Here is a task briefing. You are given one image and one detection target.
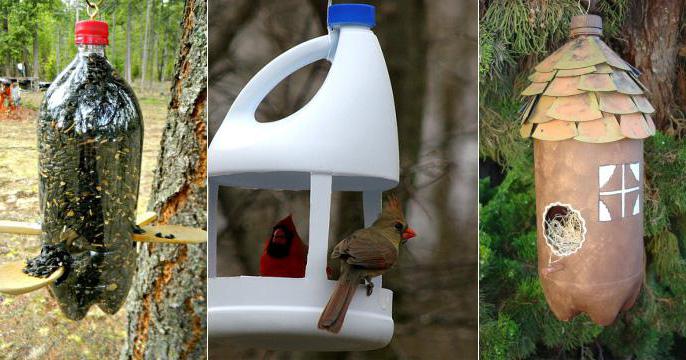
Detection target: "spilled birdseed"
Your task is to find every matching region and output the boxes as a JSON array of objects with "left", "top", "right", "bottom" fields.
[
  {"left": 23, "top": 244, "right": 72, "bottom": 284},
  {"left": 132, "top": 224, "right": 145, "bottom": 234},
  {"left": 154, "top": 232, "right": 176, "bottom": 239},
  {"left": 37, "top": 44, "right": 143, "bottom": 320}
]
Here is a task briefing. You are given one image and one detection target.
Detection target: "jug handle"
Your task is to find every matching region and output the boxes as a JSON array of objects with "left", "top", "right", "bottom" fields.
[{"left": 227, "top": 35, "right": 332, "bottom": 125}]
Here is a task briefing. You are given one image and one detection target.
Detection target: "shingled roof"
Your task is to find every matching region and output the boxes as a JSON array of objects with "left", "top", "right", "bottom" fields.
[{"left": 519, "top": 15, "right": 656, "bottom": 143}]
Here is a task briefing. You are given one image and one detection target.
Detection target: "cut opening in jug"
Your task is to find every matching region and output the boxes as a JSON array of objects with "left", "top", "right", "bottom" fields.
[
  {"left": 213, "top": 187, "right": 368, "bottom": 281},
  {"left": 214, "top": 188, "right": 312, "bottom": 278},
  {"left": 256, "top": 60, "right": 330, "bottom": 123}
]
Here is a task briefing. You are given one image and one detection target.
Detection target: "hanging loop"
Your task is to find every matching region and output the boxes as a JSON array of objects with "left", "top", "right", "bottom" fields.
[
  {"left": 326, "top": 0, "right": 333, "bottom": 33},
  {"left": 578, "top": 0, "right": 592, "bottom": 14},
  {"left": 85, "top": 0, "right": 104, "bottom": 19}
]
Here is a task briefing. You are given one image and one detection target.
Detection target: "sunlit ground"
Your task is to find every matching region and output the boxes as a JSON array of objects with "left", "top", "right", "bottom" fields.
[{"left": 0, "top": 83, "right": 169, "bottom": 358}]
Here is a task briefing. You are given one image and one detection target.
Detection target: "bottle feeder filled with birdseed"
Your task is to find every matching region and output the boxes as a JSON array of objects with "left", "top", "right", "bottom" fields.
[
  {"left": 520, "top": 14, "right": 655, "bottom": 325},
  {"left": 0, "top": 9, "right": 206, "bottom": 321},
  {"left": 207, "top": 4, "right": 399, "bottom": 351}
]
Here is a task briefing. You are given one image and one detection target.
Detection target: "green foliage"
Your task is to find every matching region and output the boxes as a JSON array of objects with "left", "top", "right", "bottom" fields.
[
  {"left": 480, "top": 159, "right": 607, "bottom": 356},
  {"left": 480, "top": 1, "right": 686, "bottom": 358},
  {"left": 480, "top": 156, "right": 686, "bottom": 358},
  {"left": 480, "top": 0, "right": 629, "bottom": 85},
  {"left": 644, "top": 133, "right": 686, "bottom": 237},
  {"left": 480, "top": 0, "right": 630, "bottom": 166},
  {"left": 479, "top": 91, "right": 530, "bottom": 166},
  {"left": 480, "top": 314, "right": 529, "bottom": 360}
]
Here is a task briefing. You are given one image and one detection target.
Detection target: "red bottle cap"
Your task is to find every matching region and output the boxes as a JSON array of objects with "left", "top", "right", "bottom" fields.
[{"left": 75, "top": 20, "right": 109, "bottom": 45}]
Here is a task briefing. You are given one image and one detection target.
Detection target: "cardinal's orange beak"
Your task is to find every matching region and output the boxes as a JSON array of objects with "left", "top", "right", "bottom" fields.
[{"left": 402, "top": 227, "right": 416, "bottom": 240}]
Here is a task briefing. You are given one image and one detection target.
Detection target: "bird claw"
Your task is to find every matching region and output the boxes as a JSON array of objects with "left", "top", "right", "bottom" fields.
[{"left": 365, "top": 278, "right": 374, "bottom": 296}]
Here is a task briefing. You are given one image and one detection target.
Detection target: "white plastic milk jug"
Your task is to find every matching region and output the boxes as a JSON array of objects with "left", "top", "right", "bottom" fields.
[
  {"left": 207, "top": 4, "right": 399, "bottom": 351},
  {"left": 209, "top": 3, "right": 399, "bottom": 190}
]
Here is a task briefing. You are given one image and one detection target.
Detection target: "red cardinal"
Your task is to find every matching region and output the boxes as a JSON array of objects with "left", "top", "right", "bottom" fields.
[{"left": 260, "top": 214, "right": 307, "bottom": 278}]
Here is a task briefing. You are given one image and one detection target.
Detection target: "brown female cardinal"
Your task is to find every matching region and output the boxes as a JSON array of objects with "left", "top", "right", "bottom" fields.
[
  {"left": 260, "top": 214, "right": 307, "bottom": 278},
  {"left": 317, "top": 197, "right": 416, "bottom": 333}
]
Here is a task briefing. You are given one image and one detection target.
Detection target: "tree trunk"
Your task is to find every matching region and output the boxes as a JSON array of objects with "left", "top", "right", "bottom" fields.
[
  {"left": 21, "top": 47, "right": 27, "bottom": 77},
  {"left": 3, "top": 15, "right": 9, "bottom": 76},
  {"left": 141, "top": 0, "right": 154, "bottom": 89},
  {"left": 159, "top": 32, "right": 167, "bottom": 82},
  {"left": 32, "top": 23, "right": 39, "bottom": 78},
  {"left": 152, "top": 33, "right": 158, "bottom": 86},
  {"left": 125, "top": 0, "right": 132, "bottom": 83},
  {"left": 111, "top": 9, "right": 117, "bottom": 65},
  {"left": 56, "top": 26, "right": 61, "bottom": 74},
  {"left": 623, "top": 0, "right": 686, "bottom": 132},
  {"left": 151, "top": 1, "right": 158, "bottom": 88},
  {"left": 120, "top": 0, "right": 207, "bottom": 359}
]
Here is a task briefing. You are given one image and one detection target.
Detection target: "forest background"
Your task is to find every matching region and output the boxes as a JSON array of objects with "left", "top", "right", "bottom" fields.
[{"left": 0, "top": 0, "right": 184, "bottom": 89}]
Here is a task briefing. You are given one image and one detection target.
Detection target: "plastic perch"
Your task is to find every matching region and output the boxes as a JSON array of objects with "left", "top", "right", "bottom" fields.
[
  {"left": 0, "top": 211, "right": 206, "bottom": 296},
  {"left": 0, "top": 262, "right": 64, "bottom": 295}
]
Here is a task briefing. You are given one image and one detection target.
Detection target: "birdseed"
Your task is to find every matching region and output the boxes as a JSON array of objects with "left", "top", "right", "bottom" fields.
[{"left": 32, "top": 45, "right": 143, "bottom": 320}]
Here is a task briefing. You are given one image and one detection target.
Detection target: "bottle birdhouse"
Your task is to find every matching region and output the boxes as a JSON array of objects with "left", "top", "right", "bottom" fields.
[
  {"left": 207, "top": 4, "right": 399, "bottom": 351},
  {"left": 519, "top": 15, "right": 655, "bottom": 325}
]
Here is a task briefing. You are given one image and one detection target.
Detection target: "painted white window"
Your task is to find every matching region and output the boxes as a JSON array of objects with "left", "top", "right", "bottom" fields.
[{"left": 598, "top": 162, "right": 640, "bottom": 222}]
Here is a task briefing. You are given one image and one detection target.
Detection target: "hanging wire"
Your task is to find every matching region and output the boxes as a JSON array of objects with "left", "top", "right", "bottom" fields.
[
  {"left": 577, "top": 0, "right": 591, "bottom": 15},
  {"left": 85, "top": 0, "right": 104, "bottom": 19},
  {"left": 326, "top": 0, "right": 333, "bottom": 32}
]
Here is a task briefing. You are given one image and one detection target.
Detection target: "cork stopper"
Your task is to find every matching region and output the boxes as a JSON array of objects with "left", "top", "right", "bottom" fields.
[{"left": 570, "top": 14, "right": 602, "bottom": 37}]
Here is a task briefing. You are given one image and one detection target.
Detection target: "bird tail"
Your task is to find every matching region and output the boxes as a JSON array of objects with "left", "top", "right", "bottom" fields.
[{"left": 317, "top": 269, "right": 361, "bottom": 333}]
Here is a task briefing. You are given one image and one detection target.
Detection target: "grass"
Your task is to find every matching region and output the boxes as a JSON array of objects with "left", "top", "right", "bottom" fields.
[{"left": 0, "top": 83, "right": 169, "bottom": 358}]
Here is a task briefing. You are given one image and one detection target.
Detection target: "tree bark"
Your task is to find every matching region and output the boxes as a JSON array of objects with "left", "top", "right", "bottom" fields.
[
  {"left": 141, "top": 0, "right": 154, "bottom": 89},
  {"left": 125, "top": 0, "right": 132, "bottom": 83},
  {"left": 623, "top": 0, "right": 686, "bottom": 132},
  {"left": 120, "top": 0, "right": 207, "bottom": 359}
]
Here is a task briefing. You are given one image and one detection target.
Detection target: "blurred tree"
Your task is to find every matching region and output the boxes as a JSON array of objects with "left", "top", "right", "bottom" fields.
[
  {"left": 625, "top": 0, "right": 686, "bottom": 131},
  {"left": 479, "top": 1, "right": 686, "bottom": 358},
  {"left": 140, "top": 0, "right": 153, "bottom": 89},
  {"left": 125, "top": 0, "right": 132, "bottom": 83},
  {"left": 120, "top": 0, "right": 207, "bottom": 358}
]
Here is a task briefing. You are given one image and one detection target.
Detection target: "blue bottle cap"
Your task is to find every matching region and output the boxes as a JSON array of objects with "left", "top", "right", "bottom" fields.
[{"left": 328, "top": 4, "right": 376, "bottom": 28}]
